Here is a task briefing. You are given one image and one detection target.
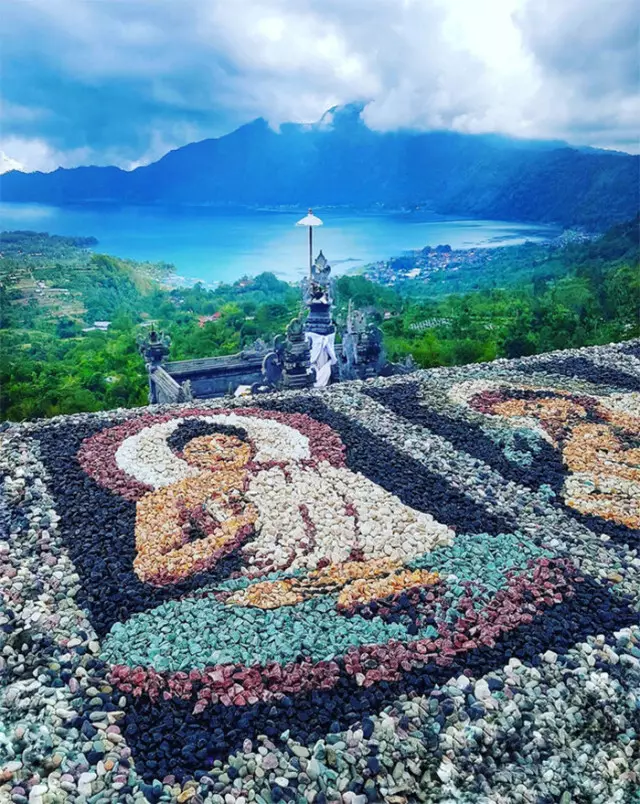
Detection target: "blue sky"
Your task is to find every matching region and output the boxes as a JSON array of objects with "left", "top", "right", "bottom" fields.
[{"left": 1, "top": 0, "right": 638, "bottom": 172}]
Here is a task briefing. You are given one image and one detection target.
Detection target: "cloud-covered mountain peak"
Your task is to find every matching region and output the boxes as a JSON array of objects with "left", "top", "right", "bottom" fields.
[
  {"left": 0, "top": 151, "right": 25, "bottom": 175},
  {"left": 316, "top": 103, "right": 368, "bottom": 130}
]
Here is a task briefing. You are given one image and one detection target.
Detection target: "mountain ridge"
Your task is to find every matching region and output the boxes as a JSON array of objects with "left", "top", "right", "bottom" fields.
[{"left": 2, "top": 106, "right": 638, "bottom": 229}]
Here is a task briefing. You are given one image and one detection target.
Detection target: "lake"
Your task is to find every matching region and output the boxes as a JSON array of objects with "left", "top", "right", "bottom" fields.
[{"left": 0, "top": 203, "right": 560, "bottom": 285}]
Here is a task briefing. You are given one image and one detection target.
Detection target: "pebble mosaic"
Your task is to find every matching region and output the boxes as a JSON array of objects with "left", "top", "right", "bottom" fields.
[{"left": 1, "top": 341, "right": 639, "bottom": 804}]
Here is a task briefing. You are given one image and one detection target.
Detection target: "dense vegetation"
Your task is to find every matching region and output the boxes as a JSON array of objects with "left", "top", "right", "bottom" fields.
[
  {"left": 0, "top": 232, "right": 302, "bottom": 419},
  {"left": 374, "top": 217, "right": 640, "bottom": 365},
  {"left": 1, "top": 219, "right": 638, "bottom": 421}
]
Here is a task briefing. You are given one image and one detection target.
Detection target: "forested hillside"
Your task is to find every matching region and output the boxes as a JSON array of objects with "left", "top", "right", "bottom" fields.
[
  {"left": 378, "top": 217, "right": 639, "bottom": 366},
  {"left": 1, "top": 219, "right": 638, "bottom": 421}
]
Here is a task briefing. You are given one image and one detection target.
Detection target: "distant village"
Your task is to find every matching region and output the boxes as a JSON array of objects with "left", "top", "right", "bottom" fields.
[{"left": 363, "top": 229, "right": 593, "bottom": 287}]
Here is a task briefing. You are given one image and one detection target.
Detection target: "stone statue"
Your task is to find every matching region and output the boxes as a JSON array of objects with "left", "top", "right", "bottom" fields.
[
  {"left": 138, "top": 328, "right": 170, "bottom": 369},
  {"left": 303, "top": 252, "right": 335, "bottom": 335},
  {"left": 338, "top": 305, "right": 386, "bottom": 381},
  {"left": 282, "top": 316, "right": 313, "bottom": 389},
  {"left": 310, "top": 250, "right": 331, "bottom": 291},
  {"left": 242, "top": 338, "right": 269, "bottom": 357},
  {"left": 178, "top": 379, "right": 193, "bottom": 403},
  {"left": 138, "top": 328, "right": 173, "bottom": 404},
  {"left": 363, "top": 324, "right": 384, "bottom": 369},
  {"left": 381, "top": 352, "right": 417, "bottom": 377},
  {"left": 340, "top": 331, "right": 358, "bottom": 381}
]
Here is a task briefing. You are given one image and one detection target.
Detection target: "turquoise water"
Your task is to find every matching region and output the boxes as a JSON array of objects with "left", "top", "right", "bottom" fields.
[{"left": 0, "top": 202, "right": 559, "bottom": 285}]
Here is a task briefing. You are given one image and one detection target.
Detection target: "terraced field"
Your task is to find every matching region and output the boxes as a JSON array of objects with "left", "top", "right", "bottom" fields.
[{"left": 1, "top": 341, "right": 639, "bottom": 804}]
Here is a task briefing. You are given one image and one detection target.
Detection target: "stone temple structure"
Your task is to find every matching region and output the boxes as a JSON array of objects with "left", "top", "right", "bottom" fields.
[{"left": 141, "top": 227, "right": 413, "bottom": 404}]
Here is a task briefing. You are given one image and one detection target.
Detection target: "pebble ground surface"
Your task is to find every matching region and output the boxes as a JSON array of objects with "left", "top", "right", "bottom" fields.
[{"left": 1, "top": 341, "right": 640, "bottom": 804}]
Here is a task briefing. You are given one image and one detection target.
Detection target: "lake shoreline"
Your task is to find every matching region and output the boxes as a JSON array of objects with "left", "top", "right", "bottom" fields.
[{"left": 0, "top": 202, "right": 563, "bottom": 286}]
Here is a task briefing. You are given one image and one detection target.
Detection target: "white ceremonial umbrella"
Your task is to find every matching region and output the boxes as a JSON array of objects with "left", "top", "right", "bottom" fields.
[{"left": 296, "top": 209, "right": 323, "bottom": 275}]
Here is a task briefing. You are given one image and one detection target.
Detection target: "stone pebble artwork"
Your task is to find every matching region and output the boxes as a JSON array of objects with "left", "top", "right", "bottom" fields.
[{"left": 1, "top": 340, "right": 639, "bottom": 804}]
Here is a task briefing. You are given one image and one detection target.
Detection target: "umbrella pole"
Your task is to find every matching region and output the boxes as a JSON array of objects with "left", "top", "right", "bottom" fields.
[{"left": 309, "top": 225, "right": 313, "bottom": 277}]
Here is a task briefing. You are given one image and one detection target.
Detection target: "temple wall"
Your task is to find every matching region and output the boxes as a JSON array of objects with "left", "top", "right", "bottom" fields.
[{"left": 152, "top": 359, "right": 266, "bottom": 400}]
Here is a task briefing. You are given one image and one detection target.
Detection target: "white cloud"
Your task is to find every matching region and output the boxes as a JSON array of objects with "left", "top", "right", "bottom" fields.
[
  {"left": 0, "top": 138, "right": 70, "bottom": 173},
  {"left": 0, "top": 151, "right": 25, "bottom": 174},
  {"left": 0, "top": 0, "right": 638, "bottom": 170}
]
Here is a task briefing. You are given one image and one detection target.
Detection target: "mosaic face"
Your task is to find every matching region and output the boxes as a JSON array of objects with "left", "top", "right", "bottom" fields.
[
  {"left": 367, "top": 381, "right": 640, "bottom": 545},
  {"left": 7, "top": 352, "right": 638, "bottom": 800},
  {"left": 30, "top": 406, "right": 590, "bottom": 780},
  {"left": 467, "top": 387, "right": 640, "bottom": 530}
]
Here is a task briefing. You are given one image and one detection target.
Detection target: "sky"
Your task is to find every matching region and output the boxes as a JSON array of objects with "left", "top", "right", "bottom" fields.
[{"left": 1, "top": 0, "right": 638, "bottom": 172}]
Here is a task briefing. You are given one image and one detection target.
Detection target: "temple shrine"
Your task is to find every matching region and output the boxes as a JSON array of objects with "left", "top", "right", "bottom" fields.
[{"left": 140, "top": 211, "right": 414, "bottom": 404}]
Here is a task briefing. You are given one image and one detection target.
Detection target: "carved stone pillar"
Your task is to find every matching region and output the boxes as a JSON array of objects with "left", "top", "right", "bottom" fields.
[
  {"left": 138, "top": 329, "right": 171, "bottom": 404},
  {"left": 282, "top": 317, "right": 313, "bottom": 390},
  {"left": 303, "top": 251, "right": 335, "bottom": 338}
]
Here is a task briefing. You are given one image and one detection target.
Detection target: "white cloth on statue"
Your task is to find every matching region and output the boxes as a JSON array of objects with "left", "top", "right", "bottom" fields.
[{"left": 307, "top": 331, "right": 337, "bottom": 388}]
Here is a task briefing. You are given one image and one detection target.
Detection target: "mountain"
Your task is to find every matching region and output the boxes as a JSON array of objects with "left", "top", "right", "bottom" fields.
[{"left": 2, "top": 104, "right": 638, "bottom": 229}]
